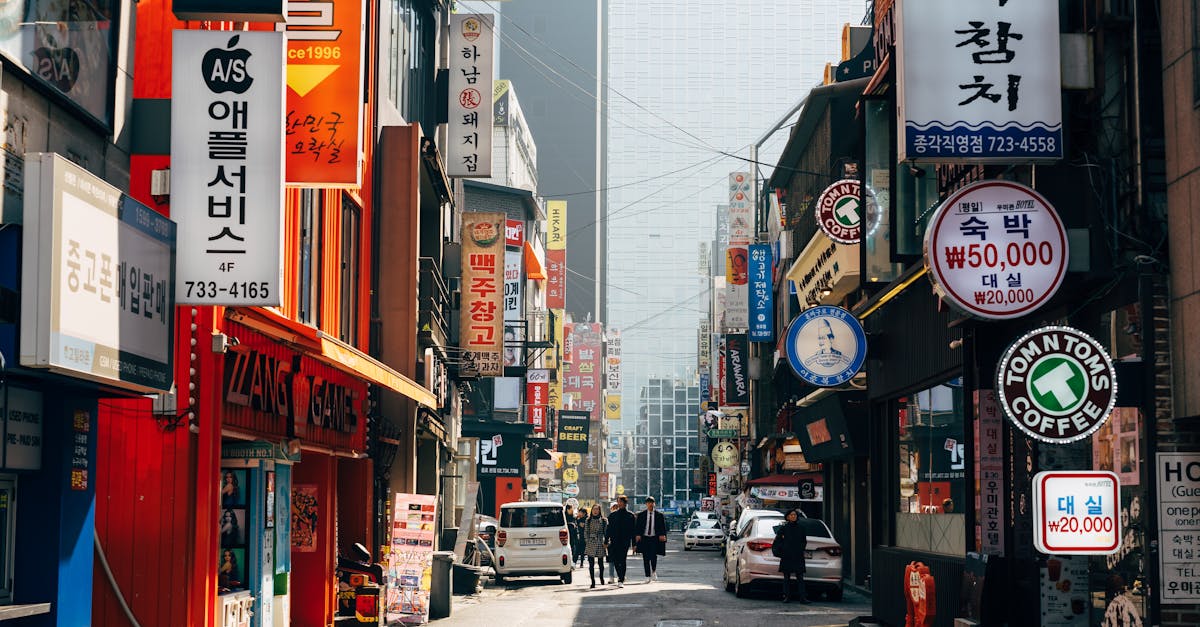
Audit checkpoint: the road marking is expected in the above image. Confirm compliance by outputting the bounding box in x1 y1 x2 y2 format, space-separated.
656 621 703 627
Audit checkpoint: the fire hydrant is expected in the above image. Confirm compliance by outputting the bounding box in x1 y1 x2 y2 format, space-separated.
905 561 936 627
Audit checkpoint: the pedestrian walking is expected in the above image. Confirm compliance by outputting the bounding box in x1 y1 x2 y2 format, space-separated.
607 502 619 581
605 495 636 587
583 504 608 588
574 509 588 567
565 505 580 567
633 496 667 583
772 508 810 603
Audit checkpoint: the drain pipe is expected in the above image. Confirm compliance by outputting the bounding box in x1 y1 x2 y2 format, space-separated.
94 529 143 627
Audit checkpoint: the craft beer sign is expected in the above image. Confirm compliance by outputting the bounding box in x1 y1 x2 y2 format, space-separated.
815 179 862 244
924 180 1068 320
996 326 1117 444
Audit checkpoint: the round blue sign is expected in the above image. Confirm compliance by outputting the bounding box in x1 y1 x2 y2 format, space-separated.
784 305 867 387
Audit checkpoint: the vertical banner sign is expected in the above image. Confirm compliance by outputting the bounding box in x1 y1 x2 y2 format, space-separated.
387 493 438 622
725 247 749 329
504 220 523 321
447 14 494 177
605 329 622 391
172 31 285 306
724 334 750 406
546 200 567 309
728 172 752 245
896 0 1062 161
460 213 505 377
1158 453 1200 602
748 244 773 341
713 276 727 330
278 0 364 186
562 323 603 420
974 390 1005 555
526 369 549 435
716 336 726 407
556 410 591 454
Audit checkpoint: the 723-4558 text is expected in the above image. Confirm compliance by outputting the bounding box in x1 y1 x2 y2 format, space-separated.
185 281 270 299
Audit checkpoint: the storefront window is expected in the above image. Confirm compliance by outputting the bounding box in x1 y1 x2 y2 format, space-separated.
895 381 966 555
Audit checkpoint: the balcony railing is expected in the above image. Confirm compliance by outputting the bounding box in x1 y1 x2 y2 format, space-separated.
418 257 451 349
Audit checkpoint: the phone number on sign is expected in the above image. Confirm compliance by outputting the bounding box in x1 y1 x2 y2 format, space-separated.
185 281 271 299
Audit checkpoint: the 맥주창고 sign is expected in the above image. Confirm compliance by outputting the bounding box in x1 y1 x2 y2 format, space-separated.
784 305 867 387
996 326 1117 445
1033 471 1120 555
815 179 862 244
924 180 1068 320
459 212 506 377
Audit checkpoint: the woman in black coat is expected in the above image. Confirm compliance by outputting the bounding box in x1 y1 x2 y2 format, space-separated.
773 508 810 603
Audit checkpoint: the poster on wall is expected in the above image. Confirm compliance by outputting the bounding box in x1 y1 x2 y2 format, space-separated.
291 484 319 553
387 493 438 623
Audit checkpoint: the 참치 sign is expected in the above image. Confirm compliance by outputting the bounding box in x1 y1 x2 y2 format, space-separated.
924 180 1068 320
996 326 1117 445
784 305 867 387
1033 471 1120 555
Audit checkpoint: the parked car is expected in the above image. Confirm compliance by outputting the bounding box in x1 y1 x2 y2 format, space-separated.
732 508 788 539
690 511 720 523
493 502 574 584
683 519 726 551
723 517 843 601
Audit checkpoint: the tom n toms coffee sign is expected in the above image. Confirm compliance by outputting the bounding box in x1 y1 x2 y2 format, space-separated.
784 305 867 387
996 326 1116 444
924 181 1068 320
816 179 862 244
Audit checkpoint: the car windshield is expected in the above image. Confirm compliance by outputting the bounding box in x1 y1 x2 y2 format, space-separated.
689 520 721 529
501 506 564 528
758 518 832 538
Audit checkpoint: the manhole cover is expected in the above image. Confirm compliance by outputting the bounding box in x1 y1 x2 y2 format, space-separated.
656 621 703 627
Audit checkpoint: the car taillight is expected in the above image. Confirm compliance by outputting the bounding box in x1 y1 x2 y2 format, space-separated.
559 528 569 546
498 556 505 566
825 547 842 557
497 530 507 547
562 554 569 565
747 541 773 552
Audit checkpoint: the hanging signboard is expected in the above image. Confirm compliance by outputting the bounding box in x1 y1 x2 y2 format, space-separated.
278 0 364 186
974 390 1005 556
447 14 494 177
604 396 621 421
996 326 1117 445
784 305 867 387
459 212 506 377
724 334 750 407
725 247 749 330
1033 471 1120 555
557 410 590 454
503 248 522 321
896 0 1063 162
924 180 1068 320
526 369 549 436
605 330 622 391
748 244 773 342
1158 452 1200 602
712 441 738 469
546 200 566 309
815 179 862 244
172 30 285 306
728 172 752 245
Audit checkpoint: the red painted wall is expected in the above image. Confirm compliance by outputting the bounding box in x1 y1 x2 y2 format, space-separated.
290 454 337 627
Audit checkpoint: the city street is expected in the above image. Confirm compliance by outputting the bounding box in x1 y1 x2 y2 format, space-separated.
436 533 870 626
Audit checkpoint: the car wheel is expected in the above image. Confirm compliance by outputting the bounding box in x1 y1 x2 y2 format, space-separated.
827 585 843 601
734 571 748 598
560 571 573 585
684 545 692 551
723 568 734 592
494 573 505 585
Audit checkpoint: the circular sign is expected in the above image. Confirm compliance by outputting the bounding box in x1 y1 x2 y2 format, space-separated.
565 452 582 466
712 441 738 469
616 484 625 495
563 467 579 484
784 306 867 387
526 474 540 492
816 179 862 244
996 326 1117 444
924 180 1068 319
564 484 580 496
566 497 579 508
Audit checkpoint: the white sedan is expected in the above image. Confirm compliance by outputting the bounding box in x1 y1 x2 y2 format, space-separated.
723 517 844 601
683 519 726 550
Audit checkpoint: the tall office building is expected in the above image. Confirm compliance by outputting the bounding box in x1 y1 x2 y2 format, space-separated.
606 1 863 427
627 379 701 508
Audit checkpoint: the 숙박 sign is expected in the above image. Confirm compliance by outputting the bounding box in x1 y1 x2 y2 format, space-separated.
278 0 364 186
1158 453 1200 602
924 181 1068 320
172 30 285 306
815 179 862 244
996 326 1116 445
974 390 1005 555
447 14 494 177
896 0 1062 161
748 244 773 341
1033 471 1120 555
460 213 506 377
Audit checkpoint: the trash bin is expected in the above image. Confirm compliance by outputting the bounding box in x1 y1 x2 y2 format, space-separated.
429 551 455 619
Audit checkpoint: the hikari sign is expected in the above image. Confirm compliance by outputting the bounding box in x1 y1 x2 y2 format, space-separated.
459 212 506 377
447 14 494 177
1034 471 1120 555
172 31 285 305
895 0 1062 161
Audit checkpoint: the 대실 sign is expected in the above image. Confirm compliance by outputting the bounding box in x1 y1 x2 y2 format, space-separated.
1033 471 1120 555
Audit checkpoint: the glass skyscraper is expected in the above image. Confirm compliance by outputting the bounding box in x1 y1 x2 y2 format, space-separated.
606 1 865 428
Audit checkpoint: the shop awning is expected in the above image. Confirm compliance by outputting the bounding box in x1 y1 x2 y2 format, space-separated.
746 473 821 486
226 307 438 410
524 241 546 280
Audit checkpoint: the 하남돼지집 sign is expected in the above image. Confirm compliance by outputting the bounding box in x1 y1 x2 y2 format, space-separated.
996 326 1117 444
815 179 862 244
172 30 286 306
1033 471 1120 555
784 305 867 387
447 14 494 177
924 180 1068 319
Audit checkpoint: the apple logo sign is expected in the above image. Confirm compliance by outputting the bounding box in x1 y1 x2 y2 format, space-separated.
33 47 80 93
202 35 253 94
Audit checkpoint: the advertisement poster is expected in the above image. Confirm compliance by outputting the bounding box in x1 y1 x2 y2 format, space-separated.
1039 556 1089 626
387 493 438 624
291 484 319 552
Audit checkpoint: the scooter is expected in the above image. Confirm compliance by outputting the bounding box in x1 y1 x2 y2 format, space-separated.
336 543 387 624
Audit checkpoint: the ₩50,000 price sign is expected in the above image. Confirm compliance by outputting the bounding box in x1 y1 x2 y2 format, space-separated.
1034 471 1121 555
924 180 1068 320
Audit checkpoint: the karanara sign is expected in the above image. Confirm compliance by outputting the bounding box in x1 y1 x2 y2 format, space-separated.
996 326 1116 444
815 179 862 244
924 180 1068 320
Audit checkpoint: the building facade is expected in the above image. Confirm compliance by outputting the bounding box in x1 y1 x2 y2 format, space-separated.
627 378 701 511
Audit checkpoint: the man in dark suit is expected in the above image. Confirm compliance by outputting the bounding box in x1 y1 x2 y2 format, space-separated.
634 496 668 583
605 495 637 587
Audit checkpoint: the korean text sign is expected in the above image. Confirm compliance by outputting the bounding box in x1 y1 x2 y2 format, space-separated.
605 330 621 391
562 323 603 420
1158 453 1200 602
896 0 1062 161
277 0 365 186
546 200 566 309
447 14 494 177
172 31 285 306
19 153 176 393
460 212 506 377
1033 471 1120 555
748 244 773 342
526 370 550 436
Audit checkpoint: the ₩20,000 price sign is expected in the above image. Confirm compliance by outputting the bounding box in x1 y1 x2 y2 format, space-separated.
924 180 1068 320
1034 471 1121 555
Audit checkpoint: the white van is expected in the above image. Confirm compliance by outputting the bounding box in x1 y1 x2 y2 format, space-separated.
493 501 574 584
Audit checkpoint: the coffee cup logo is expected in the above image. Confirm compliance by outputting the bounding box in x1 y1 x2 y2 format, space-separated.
202 35 254 94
